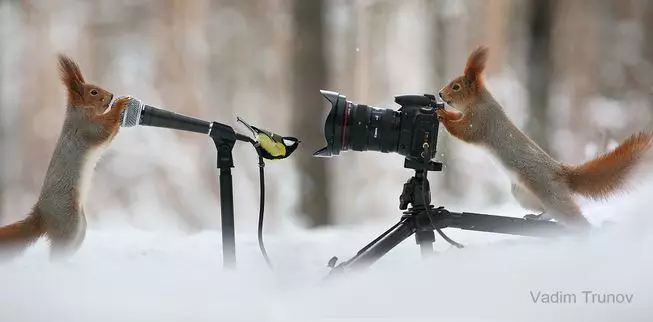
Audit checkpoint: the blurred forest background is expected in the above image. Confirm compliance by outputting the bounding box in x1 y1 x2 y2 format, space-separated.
0 0 652 234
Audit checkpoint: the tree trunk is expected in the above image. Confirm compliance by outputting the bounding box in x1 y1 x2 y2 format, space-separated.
0 13 4 221
148 0 207 231
644 1 653 113
551 0 600 162
291 0 330 227
429 0 459 197
525 0 555 153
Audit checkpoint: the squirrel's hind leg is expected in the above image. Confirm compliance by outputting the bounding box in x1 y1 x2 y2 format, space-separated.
524 212 551 221
510 183 550 220
46 213 87 261
535 184 592 230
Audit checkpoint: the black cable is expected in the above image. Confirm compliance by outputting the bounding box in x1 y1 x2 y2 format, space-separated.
257 153 274 268
241 138 274 269
421 145 464 249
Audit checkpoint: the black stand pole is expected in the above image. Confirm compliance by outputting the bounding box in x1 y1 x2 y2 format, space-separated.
325 157 569 277
210 122 238 269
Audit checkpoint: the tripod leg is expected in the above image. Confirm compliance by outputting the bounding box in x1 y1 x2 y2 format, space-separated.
329 217 415 273
415 230 436 257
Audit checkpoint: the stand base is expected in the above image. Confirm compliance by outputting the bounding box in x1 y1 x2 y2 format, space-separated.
326 206 568 277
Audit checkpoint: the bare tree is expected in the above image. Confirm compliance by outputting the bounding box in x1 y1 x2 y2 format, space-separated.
148 0 207 231
0 14 4 221
551 0 600 162
291 0 330 227
644 1 653 112
525 0 555 153
17 2 58 220
429 0 459 197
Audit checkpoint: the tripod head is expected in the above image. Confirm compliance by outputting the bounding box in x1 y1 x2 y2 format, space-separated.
399 157 442 211
404 157 443 173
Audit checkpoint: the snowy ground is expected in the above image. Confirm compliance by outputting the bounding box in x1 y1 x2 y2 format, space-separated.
0 191 652 322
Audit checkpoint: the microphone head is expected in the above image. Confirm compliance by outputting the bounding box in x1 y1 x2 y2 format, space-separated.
115 96 144 127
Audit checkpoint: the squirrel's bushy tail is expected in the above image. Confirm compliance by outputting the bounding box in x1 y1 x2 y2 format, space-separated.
562 131 653 201
0 209 45 260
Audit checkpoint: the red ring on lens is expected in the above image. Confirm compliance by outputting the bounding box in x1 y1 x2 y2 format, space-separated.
341 102 350 148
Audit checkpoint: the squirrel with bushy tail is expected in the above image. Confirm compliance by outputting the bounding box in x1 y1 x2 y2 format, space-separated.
0 55 131 260
437 45 653 230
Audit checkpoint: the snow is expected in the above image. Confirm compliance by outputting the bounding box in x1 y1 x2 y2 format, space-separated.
0 184 652 322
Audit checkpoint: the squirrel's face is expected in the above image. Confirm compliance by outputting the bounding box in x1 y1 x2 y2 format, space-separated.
58 54 114 116
79 84 114 115
438 45 489 115
438 76 476 113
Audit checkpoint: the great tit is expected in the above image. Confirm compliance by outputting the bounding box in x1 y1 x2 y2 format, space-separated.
237 117 300 160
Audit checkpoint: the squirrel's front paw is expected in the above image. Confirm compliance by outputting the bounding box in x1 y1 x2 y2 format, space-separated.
436 109 463 121
436 109 448 121
109 96 134 113
111 95 132 107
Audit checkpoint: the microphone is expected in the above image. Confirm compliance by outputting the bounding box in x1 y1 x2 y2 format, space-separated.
117 96 211 134
114 96 298 156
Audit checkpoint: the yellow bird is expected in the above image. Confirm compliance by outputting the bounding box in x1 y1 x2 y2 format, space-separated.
237 117 300 160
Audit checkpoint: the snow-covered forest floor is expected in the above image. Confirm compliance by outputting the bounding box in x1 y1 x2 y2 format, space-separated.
0 187 651 322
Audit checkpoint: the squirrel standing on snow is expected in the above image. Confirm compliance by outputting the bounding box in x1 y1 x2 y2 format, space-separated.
0 55 130 260
436 45 653 230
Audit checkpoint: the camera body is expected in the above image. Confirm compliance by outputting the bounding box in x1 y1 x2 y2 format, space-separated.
314 90 445 161
393 94 444 160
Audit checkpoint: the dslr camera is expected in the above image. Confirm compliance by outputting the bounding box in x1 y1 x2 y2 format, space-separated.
314 90 445 161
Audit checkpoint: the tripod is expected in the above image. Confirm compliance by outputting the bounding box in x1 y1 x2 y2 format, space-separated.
326 157 569 276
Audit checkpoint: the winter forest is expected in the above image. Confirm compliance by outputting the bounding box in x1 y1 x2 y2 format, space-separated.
2 0 653 229
0 0 652 321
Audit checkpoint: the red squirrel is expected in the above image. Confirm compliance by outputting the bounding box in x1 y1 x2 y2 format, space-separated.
0 55 130 260
436 45 653 230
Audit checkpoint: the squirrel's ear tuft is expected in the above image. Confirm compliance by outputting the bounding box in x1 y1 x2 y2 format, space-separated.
58 54 85 97
463 45 489 85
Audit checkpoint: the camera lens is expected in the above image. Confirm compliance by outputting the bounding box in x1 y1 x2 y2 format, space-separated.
314 90 401 157
313 90 346 157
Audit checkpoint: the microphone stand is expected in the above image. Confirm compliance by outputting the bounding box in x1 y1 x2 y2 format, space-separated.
120 98 262 269
208 121 253 269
